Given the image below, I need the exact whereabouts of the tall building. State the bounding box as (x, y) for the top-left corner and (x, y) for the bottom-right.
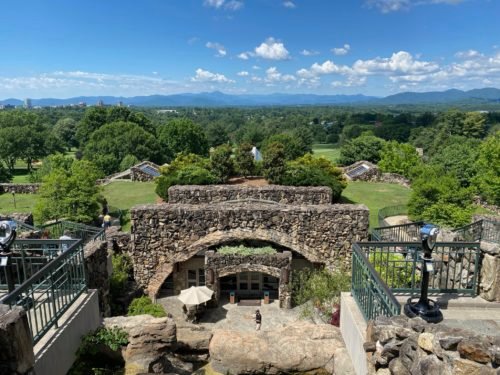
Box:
(24, 98), (32, 109)
(96, 99), (104, 107)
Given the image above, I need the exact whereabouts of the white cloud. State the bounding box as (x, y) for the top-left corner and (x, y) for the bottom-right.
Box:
(455, 49), (483, 59)
(206, 41), (227, 57)
(332, 76), (367, 87)
(283, 1), (296, 8)
(191, 68), (235, 83)
(300, 49), (319, 56)
(332, 44), (351, 56)
(252, 65), (261, 70)
(237, 71), (249, 76)
(297, 60), (351, 78)
(254, 38), (290, 60)
(264, 67), (296, 82)
(203, 0), (243, 10)
(365, 0), (465, 13)
(237, 52), (250, 60)
(351, 51), (439, 75)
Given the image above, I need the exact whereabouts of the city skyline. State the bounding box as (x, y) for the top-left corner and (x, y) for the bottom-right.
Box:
(1, 0), (499, 98)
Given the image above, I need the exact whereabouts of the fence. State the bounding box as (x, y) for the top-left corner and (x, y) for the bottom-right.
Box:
(453, 218), (500, 244)
(355, 241), (481, 295)
(40, 220), (105, 244)
(371, 222), (424, 242)
(351, 244), (401, 321)
(377, 205), (409, 227)
(1, 239), (87, 344)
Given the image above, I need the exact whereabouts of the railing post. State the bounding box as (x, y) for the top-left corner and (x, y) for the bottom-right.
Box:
(49, 269), (59, 329)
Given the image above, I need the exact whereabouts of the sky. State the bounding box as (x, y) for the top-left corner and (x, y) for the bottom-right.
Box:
(0, 0), (499, 99)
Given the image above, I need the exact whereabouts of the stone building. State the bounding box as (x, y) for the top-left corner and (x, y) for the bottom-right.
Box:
(130, 185), (369, 307)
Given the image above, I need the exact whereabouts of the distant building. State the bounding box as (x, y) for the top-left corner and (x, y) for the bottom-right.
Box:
(96, 100), (104, 107)
(157, 109), (178, 114)
(117, 101), (123, 107)
(24, 98), (32, 109)
(78, 102), (87, 108)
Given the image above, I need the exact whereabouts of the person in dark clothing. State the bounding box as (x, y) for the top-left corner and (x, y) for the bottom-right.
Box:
(255, 309), (262, 331)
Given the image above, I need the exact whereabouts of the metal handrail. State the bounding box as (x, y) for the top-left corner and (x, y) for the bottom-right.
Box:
(453, 218), (500, 244)
(377, 205), (408, 227)
(1, 239), (87, 344)
(351, 243), (401, 321)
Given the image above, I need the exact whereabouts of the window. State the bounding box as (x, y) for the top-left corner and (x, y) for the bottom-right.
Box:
(187, 269), (206, 287)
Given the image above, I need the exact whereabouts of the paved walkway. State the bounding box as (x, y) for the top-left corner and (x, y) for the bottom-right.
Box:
(157, 295), (302, 332)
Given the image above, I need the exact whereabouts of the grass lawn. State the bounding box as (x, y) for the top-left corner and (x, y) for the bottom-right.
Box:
(102, 181), (158, 231)
(341, 181), (412, 228)
(0, 193), (38, 215)
(312, 143), (341, 164)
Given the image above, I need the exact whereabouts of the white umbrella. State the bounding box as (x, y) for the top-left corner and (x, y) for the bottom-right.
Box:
(178, 286), (214, 305)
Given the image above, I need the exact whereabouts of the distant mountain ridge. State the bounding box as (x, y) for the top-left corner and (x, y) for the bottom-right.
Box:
(2, 88), (500, 107)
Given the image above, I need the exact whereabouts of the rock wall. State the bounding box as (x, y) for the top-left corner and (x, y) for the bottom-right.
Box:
(205, 250), (292, 308)
(130, 202), (369, 292)
(378, 173), (411, 188)
(365, 315), (500, 374)
(84, 240), (111, 316)
(0, 183), (40, 194)
(0, 305), (35, 375)
(130, 167), (156, 182)
(343, 161), (380, 181)
(168, 185), (333, 205)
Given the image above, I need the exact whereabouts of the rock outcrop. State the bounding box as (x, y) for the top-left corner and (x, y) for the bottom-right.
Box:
(104, 315), (193, 375)
(209, 322), (345, 374)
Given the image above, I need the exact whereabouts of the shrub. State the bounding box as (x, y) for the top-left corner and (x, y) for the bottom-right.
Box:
(292, 266), (350, 317)
(339, 135), (386, 165)
(110, 254), (132, 295)
(234, 143), (255, 177)
(262, 142), (286, 184)
(370, 253), (420, 289)
(128, 296), (167, 318)
(210, 144), (234, 183)
(119, 154), (140, 171)
(378, 141), (421, 178)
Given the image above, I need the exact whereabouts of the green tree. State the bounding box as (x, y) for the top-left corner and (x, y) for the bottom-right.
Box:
(76, 106), (108, 145)
(206, 122), (230, 147)
(35, 160), (103, 223)
(462, 112), (486, 138)
(234, 143), (255, 177)
(378, 141), (421, 178)
(157, 118), (209, 161)
(473, 131), (500, 205)
(0, 163), (11, 183)
(119, 154), (140, 171)
(339, 135), (386, 165)
(29, 154), (74, 183)
(262, 142), (286, 184)
(210, 144), (234, 183)
(263, 133), (307, 161)
(84, 121), (162, 175)
(53, 117), (78, 150)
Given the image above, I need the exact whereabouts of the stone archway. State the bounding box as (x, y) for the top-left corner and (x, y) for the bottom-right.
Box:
(205, 250), (292, 308)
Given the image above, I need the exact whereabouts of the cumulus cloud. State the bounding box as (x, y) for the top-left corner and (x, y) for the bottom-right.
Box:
(237, 71), (249, 76)
(254, 38), (290, 60)
(203, 0), (243, 10)
(297, 60), (351, 78)
(332, 44), (350, 56)
(206, 42), (227, 57)
(191, 68), (235, 83)
(351, 51), (439, 75)
(283, 1), (296, 8)
(300, 49), (320, 56)
(455, 49), (483, 59)
(365, 0), (465, 13)
(237, 52), (250, 60)
(264, 67), (296, 82)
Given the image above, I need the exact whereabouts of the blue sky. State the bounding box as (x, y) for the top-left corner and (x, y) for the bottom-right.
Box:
(0, 0), (499, 98)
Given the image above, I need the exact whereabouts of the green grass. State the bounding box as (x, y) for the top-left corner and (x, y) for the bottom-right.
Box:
(312, 143), (341, 163)
(11, 168), (33, 183)
(102, 181), (158, 231)
(341, 181), (412, 228)
(0, 193), (38, 215)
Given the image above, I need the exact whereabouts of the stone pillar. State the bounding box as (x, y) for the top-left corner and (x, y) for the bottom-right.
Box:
(84, 240), (111, 316)
(479, 241), (500, 302)
(278, 251), (293, 309)
(0, 305), (35, 375)
(205, 251), (219, 307)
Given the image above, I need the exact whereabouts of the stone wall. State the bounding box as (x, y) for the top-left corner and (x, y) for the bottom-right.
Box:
(0, 183), (40, 194)
(84, 240), (111, 316)
(365, 315), (500, 374)
(168, 185), (333, 205)
(130, 166), (156, 182)
(205, 250), (292, 308)
(130, 202), (369, 294)
(378, 173), (411, 188)
(343, 161), (380, 181)
(0, 305), (35, 375)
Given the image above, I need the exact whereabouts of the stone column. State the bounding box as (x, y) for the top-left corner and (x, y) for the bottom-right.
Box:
(205, 251), (219, 307)
(84, 240), (111, 316)
(0, 305), (35, 375)
(278, 251), (293, 309)
(479, 241), (500, 302)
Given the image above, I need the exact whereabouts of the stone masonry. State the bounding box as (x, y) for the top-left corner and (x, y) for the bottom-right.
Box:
(130, 198), (369, 297)
(0, 183), (40, 194)
(84, 240), (111, 316)
(205, 250), (293, 308)
(168, 185), (333, 205)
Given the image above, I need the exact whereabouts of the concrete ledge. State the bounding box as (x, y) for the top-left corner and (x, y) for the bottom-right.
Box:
(340, 292), (368, 375)
(34, 290), (101, 375)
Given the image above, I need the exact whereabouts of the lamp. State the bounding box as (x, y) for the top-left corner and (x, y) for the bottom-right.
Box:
(404, 224), (443, 323)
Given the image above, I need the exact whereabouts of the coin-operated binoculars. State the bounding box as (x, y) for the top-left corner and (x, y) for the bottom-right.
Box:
(404, 224), (443, 323)
(0, 220), (17, 293)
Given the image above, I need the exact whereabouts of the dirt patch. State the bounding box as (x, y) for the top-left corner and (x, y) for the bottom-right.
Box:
(228, 177), (268, 187)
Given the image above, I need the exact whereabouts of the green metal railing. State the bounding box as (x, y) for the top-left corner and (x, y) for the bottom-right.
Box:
(377, 205), (408, 227)
(351, 244), (401, 321)
(1, 239), (87, 344)
(356, 241), (481, 295)
(371, 222), (424, 242)
(40, 220), (105, 244)
(453, 218), (500, 244)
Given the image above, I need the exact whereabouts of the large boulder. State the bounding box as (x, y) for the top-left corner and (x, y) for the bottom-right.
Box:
(104, 314), (192, 374)
(177, 324), (213, 351)
(209, 322), (345, 374)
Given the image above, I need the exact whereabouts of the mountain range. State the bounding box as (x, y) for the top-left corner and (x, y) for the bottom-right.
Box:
(2, 88), (500, 107)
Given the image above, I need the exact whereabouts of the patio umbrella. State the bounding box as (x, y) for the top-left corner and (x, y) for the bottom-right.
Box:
(178, 286), (214, 305)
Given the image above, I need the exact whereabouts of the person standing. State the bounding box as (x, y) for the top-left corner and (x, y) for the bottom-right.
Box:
(103, 214), (112, 230)
(255, 309), (262, 331)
